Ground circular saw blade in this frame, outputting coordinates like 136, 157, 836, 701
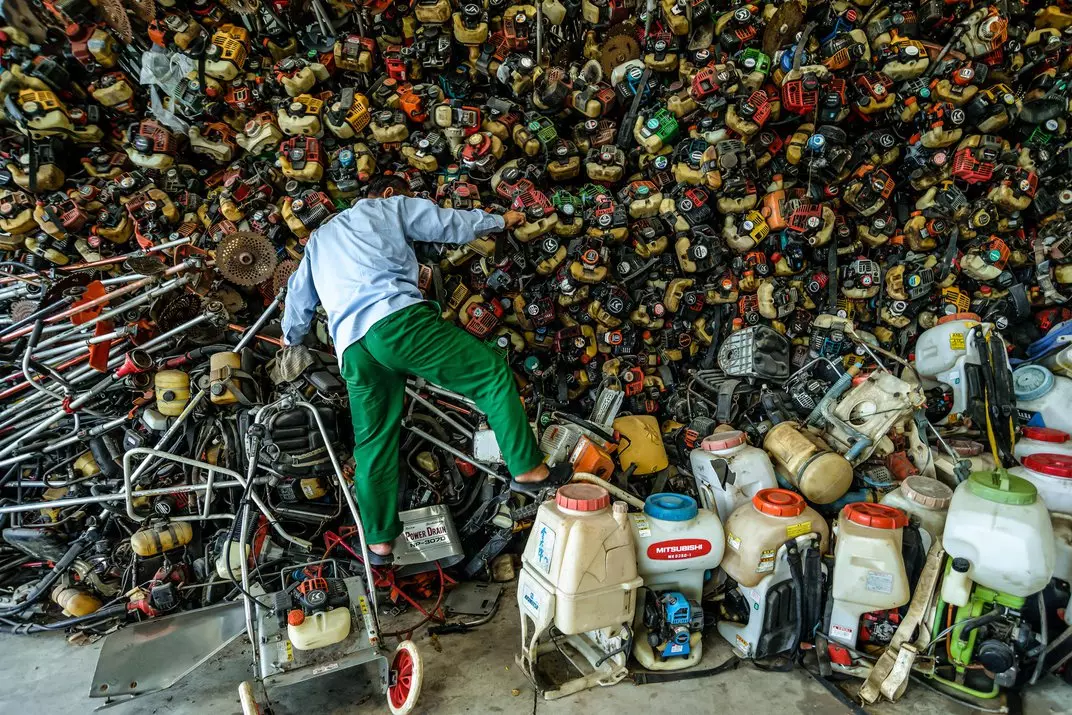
600, 31, 640, 76
125, 0, 156, 23
98, 0, 133, 43
219, 0, 259, 14
272, 259, 298, 293
10, 300, 38, 323
124, 255, 168, 275
216, 232, 278, 287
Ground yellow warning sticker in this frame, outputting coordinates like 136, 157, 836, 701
949, 333, 966, 350
727, 532, 742, 551
285, 642, 294, 661
358, 596, 370, 615
757, 548, 776, 573
786, 521, 812, 539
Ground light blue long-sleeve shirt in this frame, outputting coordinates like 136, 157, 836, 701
281, 196, 505, 362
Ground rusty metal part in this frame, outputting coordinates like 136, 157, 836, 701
98, 0, 133, 43
600, 27, 640, 76
272, 259, 298, 293
216, 232, 278, 287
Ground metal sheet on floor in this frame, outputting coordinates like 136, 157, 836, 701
89, 601, 246, 700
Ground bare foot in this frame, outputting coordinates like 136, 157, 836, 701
369, 542, 393, 556
514, 463, 549, 484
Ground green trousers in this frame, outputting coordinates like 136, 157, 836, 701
341, 302, 543, 545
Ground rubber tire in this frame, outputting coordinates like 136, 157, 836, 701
238, 680, 260, 715
387, 640, 423, 715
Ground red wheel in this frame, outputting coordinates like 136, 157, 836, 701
387, 640, 423, 715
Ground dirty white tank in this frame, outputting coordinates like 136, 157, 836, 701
828, 503, 911, 648
519, 484, 641, 635
288, 608, 351, 651
914, 314, 1006, 420
880, 476, 953, 543
1010, 454, 1072, 514
1015, 427, 1072, 463
1013, 365, 1072, 436
690, 430, 777, 523
721, 489, 829, 588
942, 470, 1055, 598
629, 493, 724, 600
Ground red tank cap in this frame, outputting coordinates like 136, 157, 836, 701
555, 483, 610, 511
701, 430, 746, 451
937, 312, 980, 325
753, 488, 805, 517
1023, 453, 1072, 479
1022, 426, 1070, 444
843, 502, 908, 529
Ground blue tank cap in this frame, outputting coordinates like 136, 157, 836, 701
644, 493, 698, 522
1013, 364, 1055, 402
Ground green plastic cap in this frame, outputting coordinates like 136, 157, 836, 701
967, 469, 1037, 505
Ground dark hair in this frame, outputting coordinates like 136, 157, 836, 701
367, 175, 409, 197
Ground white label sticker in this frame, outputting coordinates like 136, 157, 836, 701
520, 582, 544, 619
866, 570, 895, 594
403, 515, 450, 549
831, 623, 855, 640
727, 532, 742, 551
632, 514, 652, 538
311, 662, 340, 676
668, 643, 685, 655
535, 524, 556, 574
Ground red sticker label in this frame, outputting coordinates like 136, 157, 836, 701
647, 539, 712, 561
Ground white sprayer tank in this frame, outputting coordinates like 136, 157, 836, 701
941, 470, 1055, 598
914, 314, 1003, 421
721, 488, 829, 588
629, 493, 723, 600
518, 484, 641, 635
690, 430, 777, 523
828, 503, 911, 648
718, 489, 830, 659
1010, 454, 1072, 514
1013, 364, 1072, 436
1015, 427, 1072, 463
880, 475, 953, 545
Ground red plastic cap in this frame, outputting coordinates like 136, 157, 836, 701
843, 502, 908, 530
1023, 453, 1072, 479
937, 312, 980, 325
287, 609, 305, 626
701, 430, 746, 451
753, 488, 805, 517
555, 483, 610, 511
1022, 426, 1070, 444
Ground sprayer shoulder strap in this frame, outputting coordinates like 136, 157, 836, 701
858, 542, 945, 704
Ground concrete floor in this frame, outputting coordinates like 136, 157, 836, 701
0, 584, 1067, 715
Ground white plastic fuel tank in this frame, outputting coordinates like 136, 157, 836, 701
1015, 427, 1072, 463
828, 503, 911, 648
518, 484, 641, 635
914, 314, 1007, 421
1013, 365, 1072, 436
690, 430, 777, 523
880, 476, 953, 543
287, 608, 351, 651
941, 470, 1055, 598
721, 489, 829, 588
1010, 454, 1072, 514
629, 493, 723, 600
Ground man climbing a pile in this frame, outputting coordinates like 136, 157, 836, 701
281, 176, 560, 564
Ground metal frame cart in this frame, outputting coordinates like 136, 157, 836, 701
235, 396, 424, 715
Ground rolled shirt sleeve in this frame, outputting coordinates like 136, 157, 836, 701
399, 196, 505, 245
